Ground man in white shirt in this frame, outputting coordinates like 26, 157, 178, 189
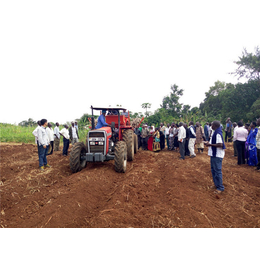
178, 122, 186, 160
69, 122, 79, 145
205, 121, 226, 194
37, 119, 51, 170
32, 121, 41, 144
75, 121, 79, 131
32, 121, 41, 159
60, 125, 70, 156
54, 122, 60, 151
46, 123, 54, 155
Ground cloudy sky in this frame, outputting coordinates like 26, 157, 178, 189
1, 0, 259, 124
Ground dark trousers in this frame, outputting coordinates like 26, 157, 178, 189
38, 145, 48, 167
185, 138, 190, 156
179, 139, 186, 159
166, 135, 169, 149
160, 133, 165, 150
137, 135, 141, 149
47, 141, 54, 155
63, 138, 70, 155
233, 140, 237, 156
236, 140, 246, 165
210, 157, 224, 191
225, 131, 232, 142
257, 149, 260, 169
142, 137, 148, 150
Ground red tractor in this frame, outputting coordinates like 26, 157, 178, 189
69, 106, 138, 173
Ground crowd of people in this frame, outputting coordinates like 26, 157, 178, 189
32, 115, 259, 195
134, 118, 260, 194
32, 120, 79, 171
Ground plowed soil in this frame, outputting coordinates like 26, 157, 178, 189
0, 142, 260, 228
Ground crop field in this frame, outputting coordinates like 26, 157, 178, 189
0, 141, 260, 228
0, 123, 89, 143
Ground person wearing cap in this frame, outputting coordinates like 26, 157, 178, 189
95, 110, 110, 129
69, 121, 79, 145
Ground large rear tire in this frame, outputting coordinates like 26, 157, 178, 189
123, 129, 134, 161
69, 142, 87, 173
134, 134, 138, 154
114, 141, 127, 173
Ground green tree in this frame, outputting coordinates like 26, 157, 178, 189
231, 46, 260, 81
141, 103, 152, 117
161, 84, 183, 118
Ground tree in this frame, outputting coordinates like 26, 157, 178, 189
247, 98, 260, 121
161, 84, 183, 118
231, 46, 260, 81
141, 103, 152, 117
18, 118, 37, 127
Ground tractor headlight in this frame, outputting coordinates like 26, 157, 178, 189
90, 142, 95, 145
99, 142, 104, 145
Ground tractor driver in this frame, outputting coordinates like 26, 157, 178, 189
95, 110, 111, 129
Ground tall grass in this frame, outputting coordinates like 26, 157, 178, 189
0, 123, 36, 143
0, 123, 89, 144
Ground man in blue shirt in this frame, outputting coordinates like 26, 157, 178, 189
95, 110, 110, 129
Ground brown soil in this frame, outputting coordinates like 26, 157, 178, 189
0, 142, 260, 228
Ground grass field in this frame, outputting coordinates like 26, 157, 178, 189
0, 123, 89, 144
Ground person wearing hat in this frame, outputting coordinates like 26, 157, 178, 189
95, 110, 110, 129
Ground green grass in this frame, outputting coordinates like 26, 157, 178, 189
0, 123, 89, 144
0, 123, 36, 143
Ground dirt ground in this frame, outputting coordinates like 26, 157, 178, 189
0, 142, 260, 228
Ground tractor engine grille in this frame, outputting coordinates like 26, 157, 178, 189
89, 131, 105, 154
89, 132, 104, 137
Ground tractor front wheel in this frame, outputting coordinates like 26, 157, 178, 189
123, 129, 134, 161
69, 142, 87, 173
114, 141, 127, 173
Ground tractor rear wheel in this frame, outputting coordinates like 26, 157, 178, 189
69, 142, 87, 173
134, 134, 138, 154
114, 141, 127, 173
123, 129, 134, 161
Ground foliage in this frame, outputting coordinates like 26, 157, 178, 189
231, 46, 260, 81
161, 84, 183, 118
247, 98, 260, 121
18, 118, 37, 127
141, 103, 152, 117
0, 123, 36, 143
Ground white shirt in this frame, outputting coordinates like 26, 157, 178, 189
234, 127, 248, 142
165, 127, 170, 135
208, 134, 225, 158
37, 126, 50, 146
178, 126, 186, 142
32, 125, 41, 144
72, 126, 77, 139
60, 128, 70, 139
46, 127, 54, 142
54, 126, 60, 139
233, 126, 238, 141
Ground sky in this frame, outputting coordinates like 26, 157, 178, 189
1, 0, 259, 125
